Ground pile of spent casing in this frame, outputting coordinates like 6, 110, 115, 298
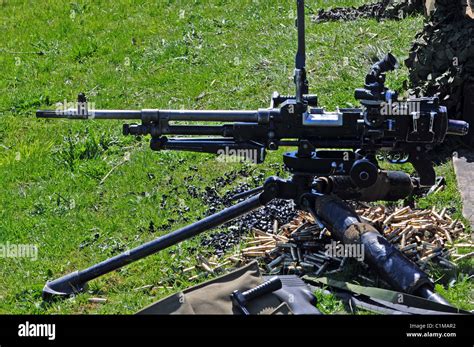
238, 205, 469, 278
239, 212, 351, 277
357, 205, 467, 271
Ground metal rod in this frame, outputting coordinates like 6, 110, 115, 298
160, 110, 259, 122
37, 109, 261, 122
43, 194, 264, 299
294, 0, 308, 103
165, 125, 228, 136
295, 0, 306, 70
36, 109, 142, 120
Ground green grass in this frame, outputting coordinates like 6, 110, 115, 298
0, 0, 471, 314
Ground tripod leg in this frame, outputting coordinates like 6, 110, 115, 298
308, 194, 451, 306
43, 194, 264, 300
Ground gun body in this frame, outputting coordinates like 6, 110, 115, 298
38, 94, 467, 187
36, 0, 468, 187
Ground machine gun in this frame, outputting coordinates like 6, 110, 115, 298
37, 0, 468, 307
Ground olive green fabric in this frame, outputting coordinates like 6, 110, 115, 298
303, 276, 471, 314
137, 261, 292, 315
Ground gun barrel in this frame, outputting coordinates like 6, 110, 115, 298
36, 109, 142, 120
36, 109, 264, 123
160, 110, 261, 122
447, 119, 469, 136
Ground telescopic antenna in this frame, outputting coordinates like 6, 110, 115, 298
294, 0, 308, 105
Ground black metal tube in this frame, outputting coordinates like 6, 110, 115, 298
43, 195, 263, 299
295, 0, 306, 70
36, 109, 142, 119
36, 110, 73, 118
416, 285, 452, 306
165, 125, 229, 136
83, 110, 142, 119
312, 195, 449, 303
160, 110, 259, 122
80, 194, 261, 279
327, 171, 414, 202
447, 119, 470, 136
37, 109, 261, 122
